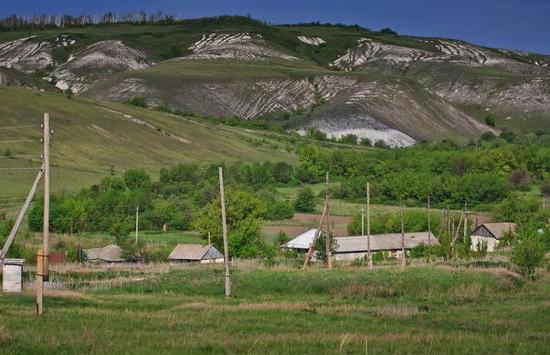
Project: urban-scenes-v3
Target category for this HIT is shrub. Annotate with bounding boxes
[374,140,388,148]
[265,200,295,220]
[126,96,148,108]
[508,169,530,191]
[380,27,398,35]
[541,178,550,196]
[484,115,496,127]
[294,187,316,212]
[338,134,358,145]
[511,238,545,280]
[360,137,372,146]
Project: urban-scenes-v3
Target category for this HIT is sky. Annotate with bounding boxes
[1,0,549,54]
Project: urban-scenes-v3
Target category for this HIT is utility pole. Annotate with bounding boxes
[325,172,332,269]
[37,113,50,315]
[427,196,431,247]
[218,167,231,298]
[400,198,405,269]
[366,183,372,270]
[135,206,139,244]
[361,207,365,236]
[463,201,468,244]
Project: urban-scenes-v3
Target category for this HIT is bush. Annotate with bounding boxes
[360,137,372,146]
[380,27,398,35]
[374,140,388,148]
[484,115,496,127]
[294,187,316,212]
[126,96,148,108]
[541,178,550,196]
[508,169,530,191]
[338,134,358,145]
[511,238,546,280]
[265,200,294,220]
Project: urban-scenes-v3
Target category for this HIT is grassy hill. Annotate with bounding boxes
[0,86,297,201]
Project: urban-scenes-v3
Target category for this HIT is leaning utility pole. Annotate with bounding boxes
[366,183,372,270]
[325,172,332,269]
[135,206,139,244]
[463,202,468,244]
[400,198,405,269]
[37,113,51,315]
[218,167,231,298]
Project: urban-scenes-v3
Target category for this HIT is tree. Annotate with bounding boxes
[380,27,398,35]
[294,187,316,212]
[508,169,530,191]
[541,178,550,196]
[265,200,294,220]
[273,161,293,184]
[511,238,545,280]
[338,134,358,145]
[360,137,372,146]
[123,169,151,190]
[193,189,267,257]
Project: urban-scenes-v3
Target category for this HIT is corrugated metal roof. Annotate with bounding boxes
[84,244,124,262]
[472,223,516,240]
[284,229,319,249]
[284,230,438,253]
[335,232,438,253]
[169,244,223,261]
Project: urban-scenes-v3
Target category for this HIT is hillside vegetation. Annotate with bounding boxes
[1,17,549,146]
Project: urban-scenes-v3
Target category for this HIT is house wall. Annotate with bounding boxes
[200,258,224,264]
[471,235,498,252]
[333,250,405,261]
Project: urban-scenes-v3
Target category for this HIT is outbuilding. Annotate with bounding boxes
[470,223,516,252]
[83,244,125,264]
[168,244,224,264]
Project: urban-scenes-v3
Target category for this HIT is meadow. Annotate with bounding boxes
[0,263,549,354]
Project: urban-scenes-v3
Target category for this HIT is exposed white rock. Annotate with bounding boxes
[297,35,326,46]
[313,75,358,101]
[324,127,416,147]
[185,33,297,61]
[55,80,69,91]
[0,36,53,72]
[433,41,511,66]
[331,38,429,71]
[53,40,149,93]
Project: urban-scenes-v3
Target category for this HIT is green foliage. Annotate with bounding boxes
[338,134,358,145]
[360,137,372,146]
[380,27,398,36]
[484,115,496,127]
[272,161,293,184]
[305,128,328,141]
[348,210,441,235]
[511,238,546,280]
[265,200,294,221]
[508,169,530,191]
[294,187,316,212]
[314,232,339,263]
[541,178,550,195]
[193,189,268,258]
[494,194,545,225]
[126,96,148,108]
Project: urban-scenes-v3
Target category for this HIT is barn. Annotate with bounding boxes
[168,244,224,264]
[83,244,125,264]
[470,223,516,252]
[284,229,438,260]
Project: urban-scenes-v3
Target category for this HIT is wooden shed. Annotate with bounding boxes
[168,244,224,264]
[470,223,516,252]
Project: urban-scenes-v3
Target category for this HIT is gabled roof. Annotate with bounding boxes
[284,229,319,249]
[335,232,438,253]
[472,223,517,240]
[169,244,223,261]
[84,244,124,262]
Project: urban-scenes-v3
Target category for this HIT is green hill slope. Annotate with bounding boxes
[0,86,296,200]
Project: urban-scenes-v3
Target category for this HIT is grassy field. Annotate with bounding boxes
[0,86,298,201]
[0,263,549,354]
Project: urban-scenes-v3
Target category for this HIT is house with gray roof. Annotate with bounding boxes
[168,244,224,264]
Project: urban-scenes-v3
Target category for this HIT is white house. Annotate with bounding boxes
[470,223,516,252]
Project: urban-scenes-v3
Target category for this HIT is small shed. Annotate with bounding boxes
[470,223,516,252]
[83,244,125,264]
[333,232,438,260]
[2,258,25,293]
[168,244,224,264]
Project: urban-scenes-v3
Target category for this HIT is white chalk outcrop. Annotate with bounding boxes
[185,33,297,61]
[53,40,149,93]
[331,38,429,71]
[297,36,326,46]
[0,36,53,72]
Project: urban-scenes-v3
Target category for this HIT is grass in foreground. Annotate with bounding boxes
[0,264,549,354]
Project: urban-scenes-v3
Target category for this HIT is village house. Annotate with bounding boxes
[284,229,438,260]
[470,223,516,252]
[168,244,224,264]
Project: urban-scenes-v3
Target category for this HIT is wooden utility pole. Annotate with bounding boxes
[366,183,372,270]
[135,206,139,244]
[400,198,405,269]
[37,113,50,315]
[427,196,431,246]
[302,206,327,268]
[325,172,332,269]
[218,167,231,298]
[463,202,468,244]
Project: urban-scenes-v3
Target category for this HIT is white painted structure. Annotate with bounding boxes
[470,223,516,252]
[2,258,25,293]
